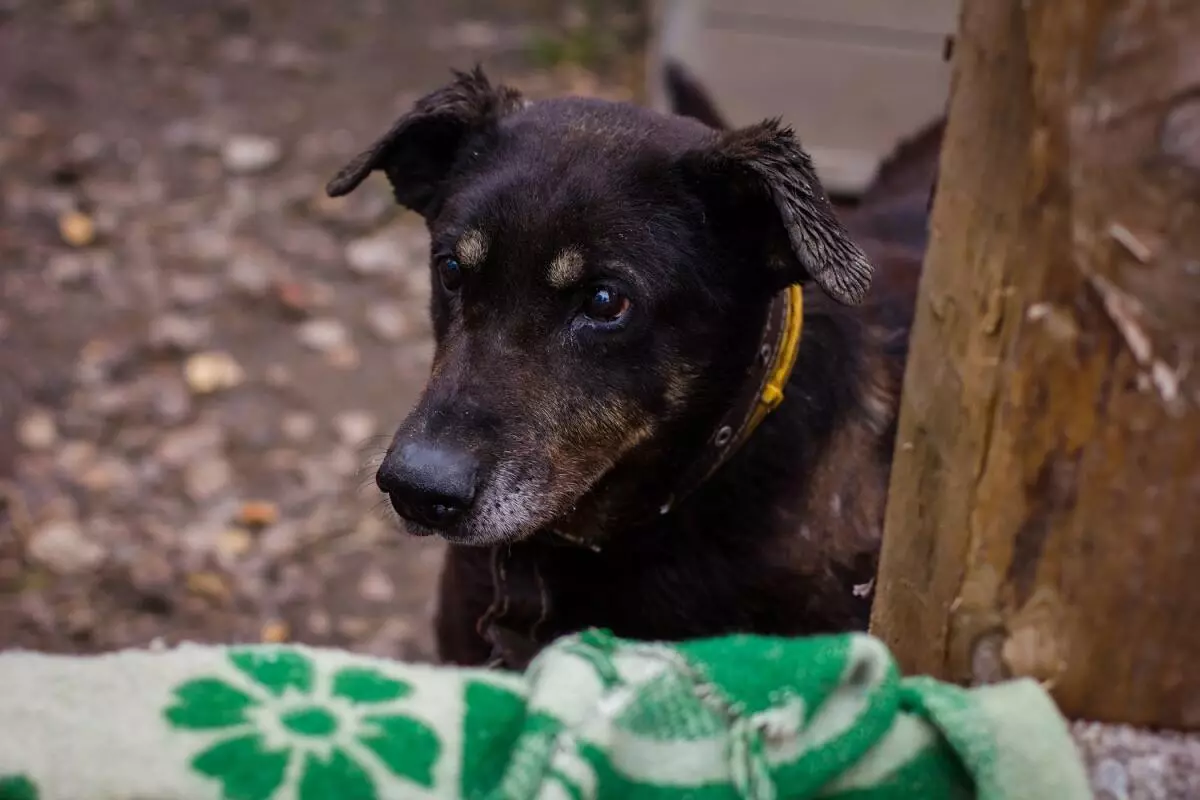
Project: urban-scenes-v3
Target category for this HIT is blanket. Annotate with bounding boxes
[0,629,1090,799]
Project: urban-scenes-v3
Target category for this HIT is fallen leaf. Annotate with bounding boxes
[237,500,279,528]
[58,210,96,247]
[261,619,290,643]
[186,571,230,601]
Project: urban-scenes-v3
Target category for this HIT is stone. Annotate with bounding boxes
[27,519,107,575]
[215,528,253,558]
[281,412,317,443]
[183,456,233,501]
[169,274,221,307]
[359,567,395,602]
[221,134,282,174]
[79,456,138,495]
[151,379,193,425]
[184,351,244,394]
[58,210,96,247]
[334,410,377,446]
[186,226,232,262]
[227,254,275,297]
[149,314,212,353]
[345,233,403,276]
[156,423,224,468]
[47,252,93,286]
[365,302,411,342]
[17,409,58,451]
[296,318,350,353]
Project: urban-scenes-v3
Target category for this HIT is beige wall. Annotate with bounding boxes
[648,0,958,194]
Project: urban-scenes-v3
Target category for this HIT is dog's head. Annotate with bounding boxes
[328,68,872,546]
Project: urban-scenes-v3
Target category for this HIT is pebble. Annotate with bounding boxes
[280,411,317,443]
[273,278,329,318]
[149,314,212,353]
[10,111,47,139]
[359,567,395,603]
[169,274,221,307]
[156,423,224,468]
[184,351,245,394]
[337,616,372,638]
[27,520,107,575]
[334,410,377,446]
[296,318,350,353]
[79,456,138,495]
[151,379,194,425]
[221,134,282,175]
[187,227,232,262]
[17,409,58,451]
[264,364,292,387]
[184,456,233,501]
[365,302,410,342]
[345,234,403,276]
[55,440,98,474]
[327,345,361,370]
[47,252,94,286]
[162,118,224,152]
[227,254,274,297]
[327,447,362,479]
[307,610,332,637]
[215,528,253,558]
[58,210,96,247]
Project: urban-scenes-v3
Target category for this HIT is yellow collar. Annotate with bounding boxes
[740,283,804,445]
[658,283,804,514]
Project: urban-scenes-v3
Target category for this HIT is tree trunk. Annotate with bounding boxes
[869,0,1200,730]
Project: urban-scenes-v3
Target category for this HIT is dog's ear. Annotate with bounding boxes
[679,118,873,305]
[325,67,524,216]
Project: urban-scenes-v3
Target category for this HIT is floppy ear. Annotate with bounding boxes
[325,67,524,216]
[679,118,873,305]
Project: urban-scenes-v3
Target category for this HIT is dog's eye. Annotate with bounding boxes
[438,257,463,291]
[581,285,630,324]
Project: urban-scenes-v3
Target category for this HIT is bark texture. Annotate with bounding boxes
[870,0,1200,729]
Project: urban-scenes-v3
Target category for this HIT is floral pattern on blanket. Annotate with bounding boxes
[164,648,441,800]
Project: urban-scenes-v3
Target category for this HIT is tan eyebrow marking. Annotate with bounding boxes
[455,229,488,267]
[547,247,585,288]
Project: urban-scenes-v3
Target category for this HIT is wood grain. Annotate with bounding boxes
[870,0,1200,729]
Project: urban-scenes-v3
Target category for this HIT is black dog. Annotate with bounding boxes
[328,67,937,669]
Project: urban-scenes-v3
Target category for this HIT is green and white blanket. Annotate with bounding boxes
[0,630,1089,799]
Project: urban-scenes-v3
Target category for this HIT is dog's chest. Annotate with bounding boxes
[472,536,824,670]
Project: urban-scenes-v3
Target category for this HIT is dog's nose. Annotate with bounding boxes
[376,441,479,530]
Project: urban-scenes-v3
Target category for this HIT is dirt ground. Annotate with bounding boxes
[0,0,641,660]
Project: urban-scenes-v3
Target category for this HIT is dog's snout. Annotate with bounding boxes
[377,441,479,531]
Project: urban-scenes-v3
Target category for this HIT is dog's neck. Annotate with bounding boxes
[547,285,806,550]
[654,290,887,551]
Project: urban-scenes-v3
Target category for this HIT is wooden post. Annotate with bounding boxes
[869,0,1200,730]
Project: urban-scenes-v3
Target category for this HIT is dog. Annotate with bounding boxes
[327,66,940,670]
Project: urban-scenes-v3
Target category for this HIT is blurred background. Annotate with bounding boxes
[0,0,951,660]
